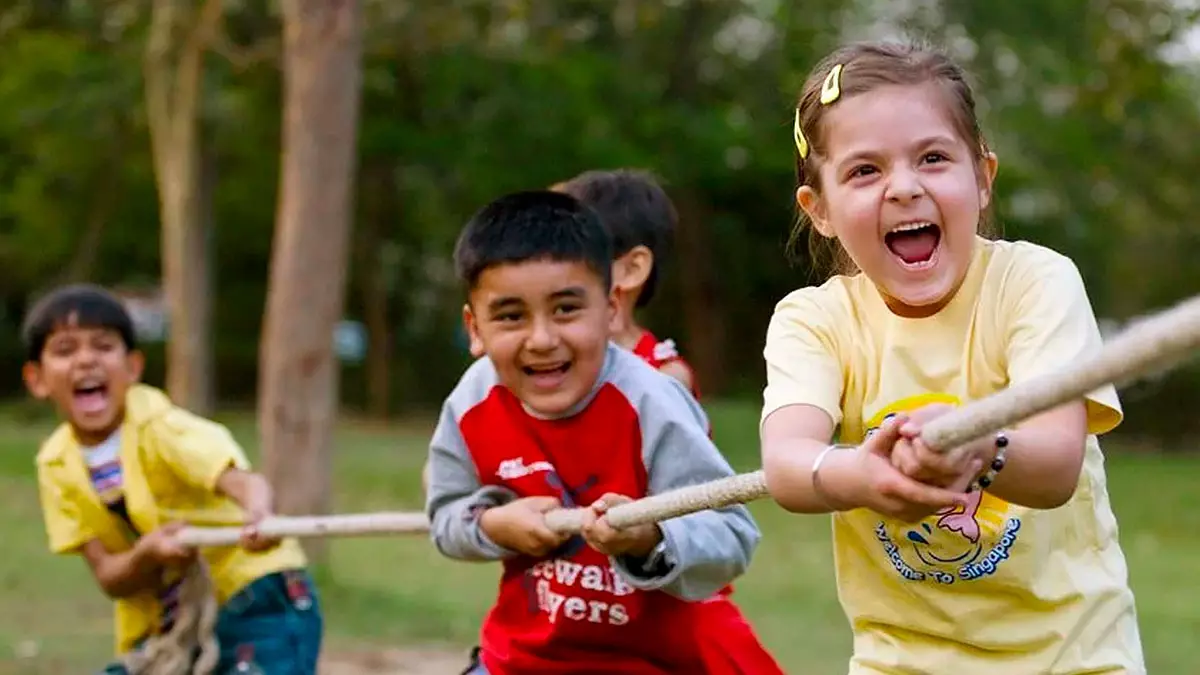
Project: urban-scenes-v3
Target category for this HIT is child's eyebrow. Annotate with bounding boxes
[548,286,586,300]
[910,134,959,150]
[486,296,525,314]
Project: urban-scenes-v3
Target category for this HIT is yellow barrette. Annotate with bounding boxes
[793,109,809,159]
[820,63,844,105]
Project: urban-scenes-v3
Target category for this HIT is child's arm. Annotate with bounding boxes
[215,467,273,520]
[38,464,191,598]
[758,291,968,520]
[215,467,282,551]
[425,403,521,561]
[79,524,194,598]
[149,410,286,550]
[969,403,1087,508]
[990,251,1115,507]
[760,402,843,513]
[607,380,760,602]
[762,405,969,520]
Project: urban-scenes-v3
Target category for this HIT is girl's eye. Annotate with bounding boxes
[849,165,877,179]
[922,152,948,164]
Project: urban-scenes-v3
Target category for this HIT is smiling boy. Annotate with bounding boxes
[425,190,771,674]
[22,284,322,674]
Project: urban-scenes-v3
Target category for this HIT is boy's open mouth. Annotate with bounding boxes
[522,362,571,387]
[885,221,941,267]
[73,381,110,415]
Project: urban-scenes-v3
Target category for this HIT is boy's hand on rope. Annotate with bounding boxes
[579,493,663,558]
[890,404,996,487]
[479,496,572,557]
[239,501,282,553]
[140,522,197,565]
[820,415,977,522]
[216,468,284,553]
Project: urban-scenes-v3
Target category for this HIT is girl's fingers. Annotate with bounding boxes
[883,473,966,512]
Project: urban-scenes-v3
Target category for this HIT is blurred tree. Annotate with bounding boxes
[144,0,225,415]
[259,0,364,560]
[3,0,1200,442]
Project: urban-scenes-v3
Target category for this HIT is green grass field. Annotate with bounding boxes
[0,400,1196,673]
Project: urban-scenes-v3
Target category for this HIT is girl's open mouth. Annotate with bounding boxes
[885,222,941,267]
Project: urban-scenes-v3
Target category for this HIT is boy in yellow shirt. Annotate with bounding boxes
[22,284,322,674]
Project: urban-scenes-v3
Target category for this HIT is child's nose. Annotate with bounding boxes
[74,345,101,364]
[885,168,925,203]
[526,319,559,350]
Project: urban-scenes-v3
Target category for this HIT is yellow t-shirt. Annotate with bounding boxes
[762,238,1144,674]
[36,384,307,656]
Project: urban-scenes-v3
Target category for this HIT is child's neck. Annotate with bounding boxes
[75,425,120,448]
[610,300,645,350]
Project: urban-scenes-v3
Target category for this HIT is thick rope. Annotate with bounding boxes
[120,561,220,675]
[177,292,1200,547]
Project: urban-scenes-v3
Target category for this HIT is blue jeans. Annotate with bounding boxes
[101,570,323,675]
[462,646,488,674]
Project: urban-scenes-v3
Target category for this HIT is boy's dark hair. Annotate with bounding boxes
[454,190,613,293]
[555,169,678,308]
[21,284,137,362]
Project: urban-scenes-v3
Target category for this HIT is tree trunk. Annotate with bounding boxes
[144,0,221,415]
[674,193,726,394]
[259,0,363,564]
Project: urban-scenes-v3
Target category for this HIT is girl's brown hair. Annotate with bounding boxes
[789,41,998,276]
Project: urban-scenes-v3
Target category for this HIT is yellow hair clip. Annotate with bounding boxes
[820,63,844,105]
[793,109,809,159]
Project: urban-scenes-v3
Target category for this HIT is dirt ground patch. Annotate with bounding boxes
[320,645,471,674]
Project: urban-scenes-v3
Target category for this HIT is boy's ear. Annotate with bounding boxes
[126,350,145,383]
[613,245,653,293]
[796,186,834,238]
[22,362,49,399]
[462,303,485,358]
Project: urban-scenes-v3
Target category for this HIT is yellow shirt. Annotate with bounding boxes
[36,384,307,656]
[762,238,1144,674]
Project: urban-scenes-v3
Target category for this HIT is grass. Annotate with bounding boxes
[0,400,1197,673]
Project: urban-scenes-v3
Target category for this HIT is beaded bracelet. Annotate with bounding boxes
[967,432,1009,493]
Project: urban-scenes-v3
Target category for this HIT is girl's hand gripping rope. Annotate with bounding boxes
[816,414,980,522]
[889,403,999,488]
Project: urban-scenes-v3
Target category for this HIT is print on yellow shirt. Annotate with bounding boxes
[863,393,1020,587]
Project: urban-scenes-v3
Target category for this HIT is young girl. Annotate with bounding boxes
[759,42,1145,674]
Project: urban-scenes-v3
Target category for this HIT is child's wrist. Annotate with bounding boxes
[477,505,500,538]
[626,525,663,558]
[967,431,1009,493]
[812,444,858,511]
[130,536,163,569]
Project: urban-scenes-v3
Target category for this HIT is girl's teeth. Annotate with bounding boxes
[891,222,932,233]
